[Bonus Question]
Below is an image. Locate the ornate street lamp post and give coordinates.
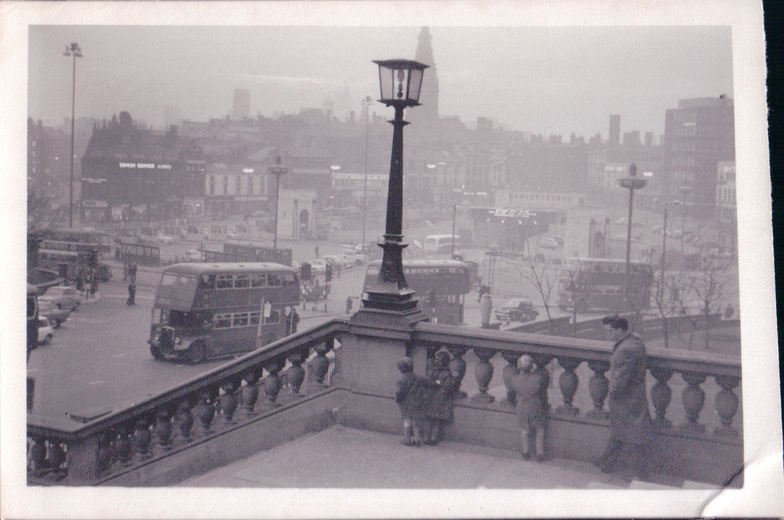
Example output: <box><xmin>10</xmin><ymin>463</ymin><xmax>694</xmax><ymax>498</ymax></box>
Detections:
<box><xmin>63</xmin><ymin>42</ymin><xmax>83</xmax><ymax>228</ymax></box>
<box><xmin>617</xmin><ymin>163</ymin><xmax>646</xmax><ymax>301</ymax></box>
<box><xmin>268</xmin><ymin>156</ymin><xmax>289</xmax><ymax>250</ymax></box>
<box><xmin>360</xmin><ymin>59</ymin><xmax>428</xmax><ymax>318</ymax></box>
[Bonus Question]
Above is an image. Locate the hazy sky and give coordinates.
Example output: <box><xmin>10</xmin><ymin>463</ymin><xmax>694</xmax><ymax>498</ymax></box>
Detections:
<box><xmin>29</xmin><ymin>25</ymin><xmax>733</xmax><ymax>137</ymax></box>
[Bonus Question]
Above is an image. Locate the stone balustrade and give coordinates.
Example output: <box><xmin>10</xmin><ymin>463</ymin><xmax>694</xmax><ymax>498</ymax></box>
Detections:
<box><xmin>27</xmin><ymin>316</ymin><xmax>742</xmax><ymax>486</ymax></box>
<box><xmin>412</xmin><ymin>322</ymin><xmax>741</xmax><ymax>435</ymax></box>
<box><xmin>27</xmin><ymin>319</ymin><xmax>349</xmax><ymax>485</ymax></box>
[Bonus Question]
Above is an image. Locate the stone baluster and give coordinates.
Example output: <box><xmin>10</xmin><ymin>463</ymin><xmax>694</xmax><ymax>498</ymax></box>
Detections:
<box><xmin>448</xmin><ymin>347</ymin><xmax>468</xmax><ymax>399</ymax></box>
<box><xmin>471</xmin><ymin>348</ymin><xmax>495</xmax><ymax>404</ymax></box>
<box><xmin>556</xmin><ymin>357</ymin><xmax>581</xmax><ymax>416</ymax></box>
<box><xmin>680</xmin><ymin>372</ymin><xmax>707</xmax><ymax>434</ymax></box>
<box><xmin>586</xmin><ymin>361</ymin><xmax>610</xmax><ymax>420</ymax></box>
<box><xmin>116</xmin><ymin>425</ymin><xmax>133</xmax><ymax>467</ymax></box>
<box><xmin>650</xmin><ymin>367</ymin><xmax>674</xmax><ymax>428</ymax></box>
<box><xmin>155</xmin><ymin>408</ymin><xmax>173</xmax><ymax>450</ymax></box>
<box><xmin>714</xmin><ymin>375</ymin><xmax>740</xmax><ymax>437</ymax></box>
<box><xmin>30</xmin><ymin>436</ymin><xmax>48</xmax><ymax>477</ymax></box>
<box><xmin>195</xmin><ymin>390</ymin><xmax>217</xmax><ymax>435</ymax></box>
<box><xmin>287</xmin><ymin>348</ymin><xmax>307</xmax><ymax>396</ymax></box>
<box><xmin>501</xmin><ymin>352</ymin><xmax>521</xmax><ymax>407</ymax></box>
<box><xmin>133</xmin><ymin>418</ymin><xmax>152</xmax><ymax>460</ymax></box>
<box><xmin>177</xmin><ymin>400</ymin><xmax>194</xmax><ymax>442</ymax></box>
<box><xmin>310</xmin><ymin>342</ymin><xmax>332</xmax><ymax>387</ymax></box>
<box><xmin>48</xmin><ymin>439</ymin><xmax>67</xmax><ymax>479</ymax></box>
<box><xmin>263</xmin><ymin>360</ymin><xmax>283</xmax><ymax>407</ymax></box>
<box><xmin>220</xmin><ymin>381</ymin><xmax>239</xmax><ymax>425</ymax></box>
<box><xmin>242</xmin><ymin>369</ymin><xmax>262</xmax><ymax>415</ymax></box>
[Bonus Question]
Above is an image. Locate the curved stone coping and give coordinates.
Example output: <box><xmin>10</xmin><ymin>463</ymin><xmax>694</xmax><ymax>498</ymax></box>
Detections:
<box><xmin>27</xmin><ymin>319</ymin><xmax>351</xmax><ymax>441</ymax></box>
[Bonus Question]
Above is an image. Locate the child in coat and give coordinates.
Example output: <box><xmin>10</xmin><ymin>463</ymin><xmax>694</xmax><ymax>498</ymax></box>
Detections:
<box><xmin>512</xmin><ymin>354</ymin><xmax>547</xmax><ymax>461</ymax></box>
<box><xmin>395</xmin><ymin>357</ymin><xmax>426</xmax><ymax>446</ymax></box>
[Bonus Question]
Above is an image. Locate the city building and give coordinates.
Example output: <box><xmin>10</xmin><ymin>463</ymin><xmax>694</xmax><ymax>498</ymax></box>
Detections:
<box><xmin>495</xmin><ymin>189</ymin><xmax>587</xmax><ymax>211</ymax></box>
<box><xmin>204</xmin><ymin>162</ymin><xmax>267</xmax><ymax>217</ymax></box>
<box><xmin>232</xmin><ymin>89</ymin><xmax>251</xmax><ymax>120</ymax></box>
<box><xmin>411</xmin><ymin>26</ymin><xmax>439</xmax><ymax>123</ymax></box>
<box><xmin>662</xmin><ymin>96</ymin><xmax>735</xmax><ymax>215</ymax></box>
<box><xmin>716</xmin><ymin>160</ymin><xmax>737</xmax><ymax>251</ymax></box>
<box><xmin>609</xmin><ymin>114</ymin><xmax>621</xmax><ymax>145</ymax></box>
<box><xmin>277</xmin><ymin>188</ymin><xmax>317</xmax><ymax>240</ymax></box>
<box><xmin>80</xmin><ymin>112</ymin><xmax>204</xmax><ymax>222</ymax></box>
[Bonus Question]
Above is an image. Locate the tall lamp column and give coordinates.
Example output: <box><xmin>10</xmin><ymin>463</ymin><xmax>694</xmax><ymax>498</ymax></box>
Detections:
<box><xmin>63</xmin><ymin>42</ymin><xmax>83</xmax><ymax>228</ymax></box>
<box><xmin>268</xmin><ymin>156</ymin><xmax>289</xmax><ymax>250</ymax></box>
<box><xmin>361</xmin><ymin>59</ymin><xmax>428</xmax><ymax>317</ymax></box>
<box><xmin>617</xmin><ymin>163</ymin><xmax>647</xmax><ymax>301</ymax></box>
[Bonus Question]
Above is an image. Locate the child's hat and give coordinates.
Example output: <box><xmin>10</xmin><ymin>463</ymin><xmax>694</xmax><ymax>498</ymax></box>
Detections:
<box><xmin>434</xmin><ymin>347</ymin><xmax>452</xmax><ymax>366</ymax></box>
<box><xmin>397</xmin><ymin>357</ymin><xmax>414</xmax><ymax>372</ymax></box>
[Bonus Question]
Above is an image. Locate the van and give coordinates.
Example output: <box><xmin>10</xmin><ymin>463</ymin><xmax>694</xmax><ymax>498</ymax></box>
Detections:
<box><xmin>423</xmin><ymin>234</ymin><xmax>460</xmax><ymax>255</ymax></box>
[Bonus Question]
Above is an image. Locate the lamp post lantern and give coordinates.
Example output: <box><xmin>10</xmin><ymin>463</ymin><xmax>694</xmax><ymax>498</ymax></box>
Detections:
<box><xmin>268</xmin><ymin>155</ymin><xmax>289</xmax><ymax>250</ymax></box>
<box><xmin>360</xmin><ymin>59</ymin><xmax>428</xmax><ymax>318</ymax></box>
<box><xmin>617</xmin><ymin>163</ymin><xmax>646</xmax><ymax>301</ymax></box>
<box><xmin>63</xmin><ymin>42</ymin><xmax>83</xmax><ymax>228</ymax></box>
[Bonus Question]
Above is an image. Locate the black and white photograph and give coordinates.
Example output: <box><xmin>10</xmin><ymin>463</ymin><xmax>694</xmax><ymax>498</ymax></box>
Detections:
<box><xmin>2</xmin><ymin>1</ymin><xmax>782</xmax><ymax>518</ymax></box>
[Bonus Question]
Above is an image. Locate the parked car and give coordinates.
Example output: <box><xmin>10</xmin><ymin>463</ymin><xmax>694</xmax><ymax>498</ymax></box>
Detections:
<box><xmin>37</xmin><ymin>300</ymin><xmax>70</xmax><ymax>328</ymax></box>
<box><xmin>39</xmin><ymin>286</ymin><xmax>81</xmax><ymax>311</ymax></box>
<box><xmin>37</xmin><ymin>317</ymin><xmax>54</xmax><ymax>345</ymax></box>
<box><xmin>495</xmin><ymin>298</ymin><xmax>539</xmax><ymax>322</ymax></box>
<box><xmin>308</xmin><ymin>259</ymin><xmax>327</xmax><ymax>275</ymax></box>
<box><xmin>184</xmin><ymin>249</ymin><xmax>202</xmax><ymax>262</ymax></box>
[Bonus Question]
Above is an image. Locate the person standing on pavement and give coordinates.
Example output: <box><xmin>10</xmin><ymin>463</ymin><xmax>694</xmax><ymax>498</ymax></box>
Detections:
<box><xmin>512</xmin><ymin>354</ymin><xmax>547</xmax><ymax>461</ymax></box>
<box><xmin>127</xmin><ymin>280</ymin><xmax>136</xmax><ymax>306</ymax></box>
<box><xmin>594</xmin><ymin>315</ymin><xmax>653</xmax><ymax>479</ymax></box>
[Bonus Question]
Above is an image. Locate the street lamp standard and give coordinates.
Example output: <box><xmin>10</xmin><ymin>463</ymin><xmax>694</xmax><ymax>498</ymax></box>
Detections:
<box><xmin>617</xmin><ymin>163</ymin><xmax>646</xmax><ymax>300</ymax></box>
<box><xmin>361</xmin><ymin>59</ymin><xmax>428</xmax><ymax>317</ymax></box>
<box><xmin>268</xmin><ymin>155</ymin><xmax>289</xmax><ymax>250</ymax></box>
<box><xmin>63</xmin><ymin>42</ymin><xmax>83</xmax><ymax>228</ymax></box>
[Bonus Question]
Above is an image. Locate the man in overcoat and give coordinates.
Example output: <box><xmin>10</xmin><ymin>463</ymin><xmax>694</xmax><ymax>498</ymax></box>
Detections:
<box><xmin>594</xmin><ymin>315</ymin><xmax>652</xmax><ymax>478</ymax></box>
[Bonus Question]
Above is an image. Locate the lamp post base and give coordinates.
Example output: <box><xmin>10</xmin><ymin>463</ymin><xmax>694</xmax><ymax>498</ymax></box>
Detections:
<box><xmin>359</xmin><ymin>235</ymin><xmax>426</xmax><ymax>324</ymax></box>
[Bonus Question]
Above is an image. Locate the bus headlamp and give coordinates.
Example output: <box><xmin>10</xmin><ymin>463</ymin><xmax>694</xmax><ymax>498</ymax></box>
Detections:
<box><xmin>175</xmin><ymin>337</ymin><xmax>181</xmax><ymax>344</ymax></box>
<box><xmin>153</xmin><ymin>333</ymin><xmax>160</xmax><ymax>343</ymax></box>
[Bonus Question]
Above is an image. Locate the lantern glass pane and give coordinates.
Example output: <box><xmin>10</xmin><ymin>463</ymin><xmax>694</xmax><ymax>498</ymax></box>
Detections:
<box><xmin>378</xmin><ymin>66</ymin><xmax>394</xmax><ymax>101</ymax></box>
<box><xmin>407</xmin><ymin>68</ymin><xmax>423</xmax><ymax>102</ymax></box>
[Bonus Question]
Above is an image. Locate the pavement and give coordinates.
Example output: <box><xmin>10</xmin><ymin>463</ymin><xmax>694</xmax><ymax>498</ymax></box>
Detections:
<box><xmin>179</xmin><ymin>424</ymin><xmax>714</xmax><ymax>490</ymax></box>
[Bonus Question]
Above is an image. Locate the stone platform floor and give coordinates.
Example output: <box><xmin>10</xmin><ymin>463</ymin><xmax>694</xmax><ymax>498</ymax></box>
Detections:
<box><xmin>179</xmin><ymin>424</ymin><xmax>716</xmax><ymax>490</ymax></box>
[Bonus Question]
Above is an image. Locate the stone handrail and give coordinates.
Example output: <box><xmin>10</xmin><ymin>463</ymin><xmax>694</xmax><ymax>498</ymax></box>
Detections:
<box><xmin>27</xmin><ymin>319</ymin><xmax>349</xmax><ymax>485</ymax></box>
<box><xmin>411</xmin><ymin>322</ymin><xmax>741</xmax><ymax>439</ymax></box>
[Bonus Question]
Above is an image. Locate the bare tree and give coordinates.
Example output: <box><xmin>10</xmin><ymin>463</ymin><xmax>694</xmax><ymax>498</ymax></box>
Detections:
<box><xmin>687</xmin><ymin>248</ymin><xmax>730</xmax><ymax>350</ymax></box>
<box><xmin>511</xmin><ymin>240</ymin><xmax>556</xmax><ymax>333</ymax></box>
<box><xmin>560</xmin><ymin>258</ymin><xmax>599</xmax><ymax>336</ymax></box>
<box><xmin>27</xmin><ymin>190</ymin><xmax>52</xmax><ymax>230</ymax></box>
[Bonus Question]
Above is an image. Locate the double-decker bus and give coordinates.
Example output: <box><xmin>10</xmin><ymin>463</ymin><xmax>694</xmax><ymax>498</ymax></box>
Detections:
<box><xmin>223</xmin><ymin>240</ymin><xmax>292</xmax><ymax>266</ymax></box>
<box><xmin>148</xmin><ymin>263</ymin><xmax>300</xmax><ymax>363</ymax></box>
<box><xmin>557</xmin><ymin>257</ymin><xmax>653</xmax><ymax>313</ymax></box>
<box><xmin>363</xmin><ymin>259</ymin><xmax>470</xmax><ymax>324</ymax></box>
<box><xmin>35</xmin><ymin>228</ymin><xmax>112</xmax><ymax>254</ymax></box>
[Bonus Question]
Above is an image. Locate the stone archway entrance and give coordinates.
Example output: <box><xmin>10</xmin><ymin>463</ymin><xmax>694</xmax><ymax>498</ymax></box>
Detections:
<box><xmin>299</xmin><ymin>209</ymin><xmax>310</xmax><ymax>239</ymax></box>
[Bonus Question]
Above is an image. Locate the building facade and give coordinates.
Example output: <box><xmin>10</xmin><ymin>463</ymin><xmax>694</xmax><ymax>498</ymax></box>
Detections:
<box><xmin>662</xmin><ymin>97</ymin><xmax>735</xmax><ymax>215</ymax></box>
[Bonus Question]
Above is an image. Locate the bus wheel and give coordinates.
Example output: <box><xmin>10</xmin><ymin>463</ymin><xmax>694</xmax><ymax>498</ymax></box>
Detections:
<box><xmin>188</xmin><ymin>342</ymin><xmax>206</xmax><ymax>364</ymax></box>
<box><xmin>150</xmin><ymin>345</ymin><xmax>163</xmax><ymax>360</ymax></box>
